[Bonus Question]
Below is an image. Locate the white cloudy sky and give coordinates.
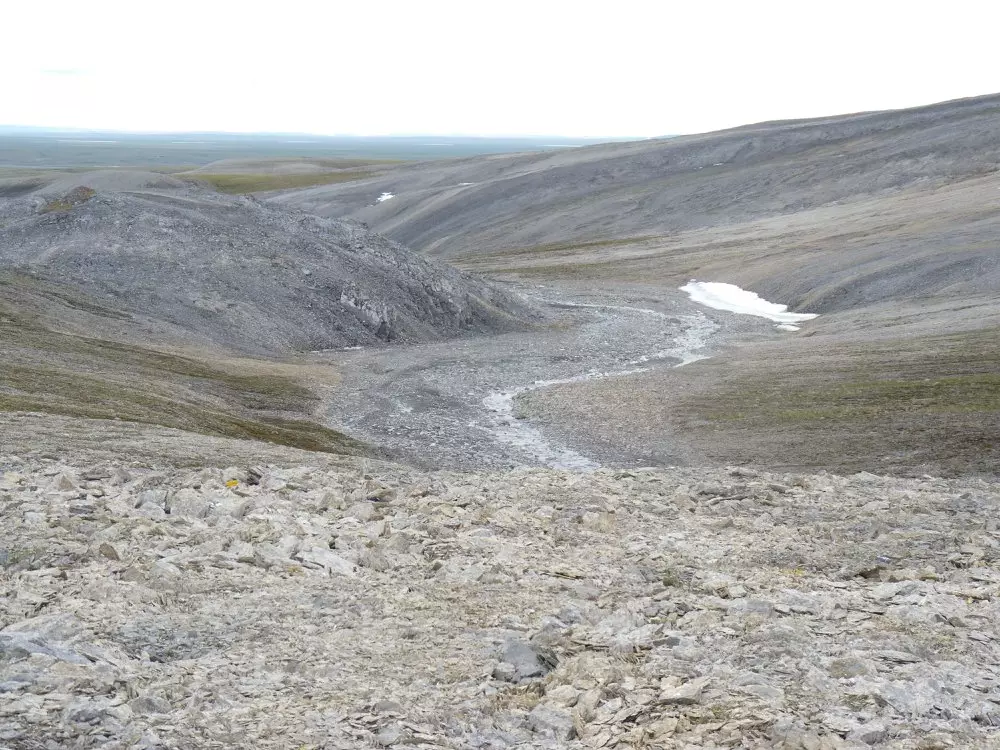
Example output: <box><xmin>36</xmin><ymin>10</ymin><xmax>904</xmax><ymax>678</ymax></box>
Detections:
<box><xmin>2</xmin><ymin>0</ymin><xmax>997</xmax><ymax>137</ymax></box>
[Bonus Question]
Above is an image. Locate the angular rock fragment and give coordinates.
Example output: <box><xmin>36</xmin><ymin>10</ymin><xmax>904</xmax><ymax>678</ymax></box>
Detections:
<box><xmin>528</xmin><ymin>704</ymin><xmax>575</xmax><ymax>741</ymax></box>
<box><xmin>659</xmin><ymin>677</ymin><xmax>709</xmax><ymax>705</ymax></box>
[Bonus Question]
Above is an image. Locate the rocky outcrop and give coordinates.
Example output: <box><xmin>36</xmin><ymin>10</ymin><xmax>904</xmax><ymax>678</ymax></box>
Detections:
<box><xmin>0</xmin><ymin>186</ymin><xmax>539</xmax><ymax>353</ymax></box>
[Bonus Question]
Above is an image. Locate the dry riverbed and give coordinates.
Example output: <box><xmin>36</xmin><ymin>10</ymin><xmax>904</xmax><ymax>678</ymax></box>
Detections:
<box><xmin>319</xmin><ymin>282</ymin><xmax>778</xmax><ymax>471</ymax></box>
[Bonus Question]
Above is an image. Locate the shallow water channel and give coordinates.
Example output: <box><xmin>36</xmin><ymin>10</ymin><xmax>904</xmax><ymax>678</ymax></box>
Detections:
<box><xmin>320</xmin><ymin>285</ymin><xmax>727</xmax><ymax>470</ymax></box>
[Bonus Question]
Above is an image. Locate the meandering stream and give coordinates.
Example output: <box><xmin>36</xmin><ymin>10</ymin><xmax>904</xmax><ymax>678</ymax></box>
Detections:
<box><xmin>481</xmin><ymin>307</ymin><xmax>718</xmax><ymax>469</ymax></box>
<box><xmin>321</xmin><ymin>287</ymin><xmax>731</xmax><ymax>470</ymax></box>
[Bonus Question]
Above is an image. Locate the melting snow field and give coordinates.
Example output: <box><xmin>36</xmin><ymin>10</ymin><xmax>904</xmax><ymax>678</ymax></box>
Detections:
<box><xmin>680</xmin><ymin>281</ymin><xmax>818</xmax><ymax>330</ymax></box>
<box><xmin>377</xmin><ymin>192</ymin><xmax>395</xmax><ymax>203</ymax></box>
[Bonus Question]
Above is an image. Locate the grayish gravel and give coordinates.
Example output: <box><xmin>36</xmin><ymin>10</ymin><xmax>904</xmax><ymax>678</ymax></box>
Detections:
<box><xmin>319</xmin><ymin>283</ymin><xmax>770</xmax><ymax>471</ymax></box>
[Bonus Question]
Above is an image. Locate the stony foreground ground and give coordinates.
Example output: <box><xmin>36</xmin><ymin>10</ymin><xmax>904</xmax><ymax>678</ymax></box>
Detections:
<box><xmin>1</xmin><ymin>458</ymin><xmax>998</xmax><ymax>749</ymax></box>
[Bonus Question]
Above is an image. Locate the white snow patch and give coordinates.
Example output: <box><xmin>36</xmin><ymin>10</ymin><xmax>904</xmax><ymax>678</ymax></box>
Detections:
<box><xmin>680</xmin><ymin>281</ymin><xmax>817</xmax><ymax>327</ymax></box>
<box><xmin>776</xmin><ymin>323</ymin><xmax>800</xmax><ymax>332</ymax></box>
<box><xmin>377</xmin><ymin>192</ymin><xmax>395</xmax><ymax>203</ymax></box>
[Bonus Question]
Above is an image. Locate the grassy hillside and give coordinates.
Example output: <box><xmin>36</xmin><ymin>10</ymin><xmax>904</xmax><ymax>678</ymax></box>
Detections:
<box><xmin>518</xmin><ymin>320</ymin><xmax>1000</xmax><ymax>476</ymax></box>
<box><xmin>176</xmin><ymin>157</ymin><xmax>399</xmax><ymax>194</ymax></box>
<box><xmin>184</xmin><ymin>169</ymin><xmax>375</xmax><ymax>194</ymax></box>
<box><xmin>673</xmin><ymin>327</ymin><xmax>1000</xmax><ymax>476</ymax></box>
<box><xmin>0</xmin><ymin>273</ymin><xmax>363</xmax><ymax>455</ymax></box>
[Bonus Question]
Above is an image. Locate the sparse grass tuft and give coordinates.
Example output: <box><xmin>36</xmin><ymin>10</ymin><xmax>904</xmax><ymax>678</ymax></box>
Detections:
<box><xmin>39</xmin><ymin>186</ymin><xmax>96</xmax><ymax>213</ymax></box>
<box><xmin>485</xmin><ymin>683</ymin><xmax>544</xmax><ymax>713</ymax></box>
<box><xmin>187</xmin><ymin>171</ymin><xmax>375</xmax><ymax>194</ymax></box>
<box><xmin>660</xmin><ymin>566</ymin><xmax>684</xmax><ymax>588</ymax></box>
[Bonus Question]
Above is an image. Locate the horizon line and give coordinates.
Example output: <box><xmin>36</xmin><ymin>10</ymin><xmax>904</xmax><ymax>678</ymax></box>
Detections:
<box><xmin>0</xmin><ymin>125</ymin><xmax>656</xmax><ymax>140</ymax></box>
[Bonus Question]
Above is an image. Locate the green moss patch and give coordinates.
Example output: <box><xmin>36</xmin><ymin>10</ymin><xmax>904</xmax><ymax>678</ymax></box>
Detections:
<box><xmin>38</xmin><ymin>186</ymin><xmax>96</xmax><ymax>213</ymax></box>
<box><xmin>679</xmin><ymin>327</ymin><xmax>1000</xmax><ymax>475</ymax></box>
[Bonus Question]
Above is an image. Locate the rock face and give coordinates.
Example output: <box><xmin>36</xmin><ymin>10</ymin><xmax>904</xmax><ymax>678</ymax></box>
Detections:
<box><xmin>1</xmin><ymin>459</ymin><xmax>998</xmax><ymax>748</ymax></box>
<box><xmin>0</xmin><ymin>186</ymin><xmax>539</xmax><ymax>353</ymax></box>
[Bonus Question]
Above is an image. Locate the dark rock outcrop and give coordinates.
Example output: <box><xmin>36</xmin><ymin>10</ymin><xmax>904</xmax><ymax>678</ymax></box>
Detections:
<box><xmin>0</xmin><ymin>185</ymin><xmax>539</xmax><ymax>353</ymax></box>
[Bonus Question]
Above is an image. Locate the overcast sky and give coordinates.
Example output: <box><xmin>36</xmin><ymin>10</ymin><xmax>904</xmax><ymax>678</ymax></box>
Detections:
<box><xmin>3</xmin><ymin>0</ymin><xmax>998</xmax><ymax>137</ymax></box>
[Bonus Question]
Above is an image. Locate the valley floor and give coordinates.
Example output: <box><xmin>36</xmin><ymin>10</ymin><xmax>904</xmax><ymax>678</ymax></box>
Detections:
<box><xmin>3</xmin><ymin>92</ymin><xmax>999</xmax><ymax>748</ymax></box>
<box><xmin>316</xmin><ymin>279</ymin><xmax>1000</xmax><ymax>479</ymax></box>
<box><xmin>319</xmin><ymin>281</ymin><xmax>775</xmax><ymax>471</ymax></box>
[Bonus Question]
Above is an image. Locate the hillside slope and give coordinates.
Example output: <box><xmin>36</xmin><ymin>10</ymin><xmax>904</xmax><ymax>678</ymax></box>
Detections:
<box><xmin>2</xmin><ymin>456</ymin><xmax>998</xmax><ymax>747</ymax></box>
<box><xmin>0</xmin><ymin>178</ymin><xmax>539</xmax><ymax>457</ymax></box>
<box><xmin>0</xmin><ymin>182</ymin><xmax>539</xmax><ymax>354</ymax></box>
<box><xmin>270</xmin><ymin>93</ymin><xmax>1000</xmax><ymax>311</ymax></box>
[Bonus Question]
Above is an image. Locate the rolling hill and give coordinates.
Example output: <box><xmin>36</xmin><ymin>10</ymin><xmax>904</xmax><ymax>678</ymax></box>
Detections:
<box><xmin>0</xmin><ymin>177</ymin><xmax>539</xmax><ymax>455</ymax></box>
<box><xmin>270</xmin><ymin>93</ymin><xmax>1000</xmax><ymax>312</ymax></box>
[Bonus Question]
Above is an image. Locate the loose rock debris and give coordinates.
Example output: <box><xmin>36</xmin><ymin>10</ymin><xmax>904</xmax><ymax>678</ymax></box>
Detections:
<box><xmin>1</xmin><ymin>459</ymin><xmax>998</xmax><ymax>748</ymax></box>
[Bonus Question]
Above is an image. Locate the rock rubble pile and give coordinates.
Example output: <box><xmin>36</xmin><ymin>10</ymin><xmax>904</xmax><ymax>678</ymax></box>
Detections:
<box><xmin>0</xmin><ymin>187</ymin><xmax>537</xmax><ymax>353</ymax></box>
